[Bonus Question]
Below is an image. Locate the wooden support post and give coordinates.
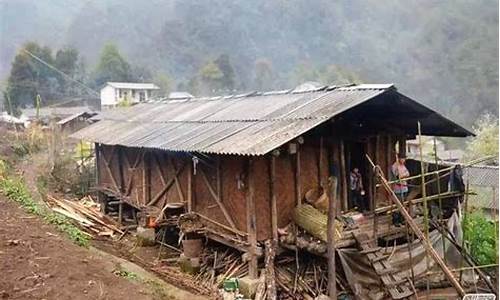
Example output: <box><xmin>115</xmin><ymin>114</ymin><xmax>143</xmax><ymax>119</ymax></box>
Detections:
<box><xmin>366</xmin><ymin>154</ymin><xmax>466</xmax><ymax>297</ymax></box>
<box><xmin>295</xmin><ymin>145</ymin><xmax>302</xmax><ymax>206</ymax></box>
<box><xmin>319</xmin><ymin>137</ymin><xmax>324</xmax><ymax>187</ymax></box>
<box><xmin>216</xmin><ymin>157</ymin><xmax>222</xmax><ymax>201</ymax></box>
<box><xmin>386</xmin><ymin>136</ymin><xmax>392</xmax><ymax>178</ymax></box>
<box><xmin>365</xmin><ymin>140</ymin><xmax>373</xmax><ymax>211</ymax></box>
<box><xmin>187</xmin><ymin>158</ymin><xmax>193</xmax><ymax>212</ymax></box>
<box><xmin>246</xmin><ymin>158</ymin><xmax>258</xmax><ymax>279</ymax></box>
<box><xmin>339</xmin><ymin>139</ymin><xmax>348</xmax><ymax>211</ymax></box>
<box><xmin>270</xmin><ymin>155</ymin><xmax>278</xmax><ymax>243</ymax></box>
<box><xmin>327</xmin><ymin>176</ymin><xmax>338</xmax><ymax>299</ymax></box>
<box><xmin>142</xmin><ymin>151</ymin><xmax>148</xmax><ymax>205</ymax></box>
<box><xmin>95</xmin><ymin>143</ymin><xmax>104</xmax><ymax>212</ymax></box>
<box><xmin>117</xmin><ymin>147</ymin><xmax>125</xmax><ymax>225</ymax></box>
<box><xmin>398</xmin><ymin>136</ymin><xmax>407</xmax><ymax>157</ymax></box>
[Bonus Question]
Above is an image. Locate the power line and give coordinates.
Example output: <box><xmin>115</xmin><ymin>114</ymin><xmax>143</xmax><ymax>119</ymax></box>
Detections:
<box><xmin>22</xmin><ymin>48</ymin><xmax>100</xmax><ymax>98</ymax></box>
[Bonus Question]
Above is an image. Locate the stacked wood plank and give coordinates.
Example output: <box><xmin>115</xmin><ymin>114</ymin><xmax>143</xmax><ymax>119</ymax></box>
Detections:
<box><xmin>45</xmin><ymin>194</ymin><xmax>124</xmax><ymax>236</ymax></box>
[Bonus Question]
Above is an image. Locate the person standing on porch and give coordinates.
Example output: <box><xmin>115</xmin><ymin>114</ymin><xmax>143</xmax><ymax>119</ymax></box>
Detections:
<box><xmin>391</xmin><ymin>154</ymin><xmax>410</xmax><ymax>200</ymax></box>
<box><xmin>349</xmin><ymin>167</ymin><xmax>365</xmax><ymax>211</ymax></box>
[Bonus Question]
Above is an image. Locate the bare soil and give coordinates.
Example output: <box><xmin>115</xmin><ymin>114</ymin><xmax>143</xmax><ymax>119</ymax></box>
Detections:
<box><xmin>0</xmin><ymin>196</ymin><xmax>158</xmax><ymax>300</ymax></box>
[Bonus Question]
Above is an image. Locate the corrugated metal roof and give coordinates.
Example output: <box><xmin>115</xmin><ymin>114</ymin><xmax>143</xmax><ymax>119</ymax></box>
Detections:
<box><xmin>22</xmin><ymin>106</ymin><xmax>94</xmax><ymax>119</ymax></box>
<box><xmin>71</xmin><ymin>84</ymin><xmax>472</xmax><ymax>156</ymax></box>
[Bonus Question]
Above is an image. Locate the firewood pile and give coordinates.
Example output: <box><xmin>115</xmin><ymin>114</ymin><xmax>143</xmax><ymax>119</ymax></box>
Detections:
<box><xmin>45</xmin><ymin>194</ymin><xmax>124</xmax><ymax>237</ymax></box>
<box><xmin>151</xmin><ymin>264</ymin><xmax>217</xmax><ymax>297</ymax></box>
<box><xmin>195</xmin><ymin>248</ymin><xmax>248</xmax><ymax>288</ymax></box>
<box><xmin>274</xmin><ymin>255</ymin><xmax>349</xmax><ymax>300</ymax></box>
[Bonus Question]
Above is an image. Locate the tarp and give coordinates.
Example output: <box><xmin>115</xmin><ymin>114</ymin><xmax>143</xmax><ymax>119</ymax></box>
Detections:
<box><xmin>338</xmin><ymin>212</ymin><xmax>472</xmax><ymax>299</ymax></box>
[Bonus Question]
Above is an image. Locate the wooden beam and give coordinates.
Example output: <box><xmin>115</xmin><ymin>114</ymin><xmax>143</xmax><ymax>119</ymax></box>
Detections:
<box><xmin>366</xmin><ymin>154</ymin><xmax>466</xmax><ymax>297</ymax></box>
<box><xmin>295</xmin><ymin>145</ymin><xmax>302</xmax><ymax>206</ymax></box>
<box><xmin>125</xmin><ymin>150</ymin><xmax>143</xmax><ymax>196</ymax></box>
<box><xmin>270</xmin><ymin>155</ymin><xmax>278</xmax><ymax>242</ymax></box>
<box><xmin>318</xmin><ymin>137</ymin><xmax>324</xmax><ymax>187</ymax></box>
<box><xmin>117</xmin><ymin>147</ymin><xmax>125</xmax><ymax>225</ymax></box>
<box><xmin>101</xmin><ymin>146</ymin><xmax>120</xmax><ymax>193</ymax></box>
<box><xmin>187</xmin><ymin>158</ymin><xmax>193</xmax><ymax>212</ymax></box>
<box><xmin>327</xmin><ymin>176</ymin><xmax>338</xmax><ymax>299</ymax></box>
<box><xmin>339</xmin><ymin>139</ymin><xmax>348</xmax><ymax>211</ymax></box>
<box><xmin>147</xmin><ymin>163</ymin><xmax>185</xmax><ymax>207</ymax></box>
<box><xmin>246</xmin><ymin>158</ymin><xmax>258</xmax><ymax>279</ymax></box>
<box><xmin>95</xmin><ymin>143</ymin><xmax>103</xmax><ymax>210</ymax></box>
<box><xmin>142</xmin><ymin>151</ymin><xmax>148</xmax><ymax>205</ymax></box>
<box><xmin>199</xmin><ymin>167</ymin><xmax>237</xmax><ymax>230</ymax></box>
<box><xmin>170</xmin><ymin>158</ymin><xmax>185</xmax><ymax>203</ymax></box>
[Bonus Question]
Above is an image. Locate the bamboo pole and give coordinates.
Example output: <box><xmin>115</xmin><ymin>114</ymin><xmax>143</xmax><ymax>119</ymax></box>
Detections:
<box><xmin>433</xmin><ymin>137</ymin><xmax>447</xmax><ymax>264</ymax></box>
<box><xmin>417</xmin><ymin>122</ymin><xmax>431</xmax><ymax>298</ymax></box>
<box><xmin>366</xmin><ymin>154</ymin><xmax>466</xmax><ymax>297</ymax></box>
<box><xmin>459</xmin><ymin>180</ymin><xmax>470</xmax><ymax>284</ymax></box>
<box><xmin>386</xmin><ymin>155</ymin><xmax>496</xmax><ymax>185</ymax></box>
<box><xmin>327</xmin><ymin>176</ymin><xmax>338</xmax><ymax>299</ymax></box>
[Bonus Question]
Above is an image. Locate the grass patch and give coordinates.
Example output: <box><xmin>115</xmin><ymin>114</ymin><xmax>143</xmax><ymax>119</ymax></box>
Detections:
<box><xmin>113</xmin><ymin>267</ymin><xmax>139</xmax><ymax>281</ymax></box>
<box><xmin>0</xmin><ymin>172</ymin><xmax>90</xmax><ymax>247</ymax></box>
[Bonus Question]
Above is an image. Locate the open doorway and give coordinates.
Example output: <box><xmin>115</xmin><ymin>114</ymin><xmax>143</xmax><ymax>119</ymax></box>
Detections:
<box><xmin>345</xmin><ymin>140</ymin><xmax>369</xmax><ymax>211</ymax></box>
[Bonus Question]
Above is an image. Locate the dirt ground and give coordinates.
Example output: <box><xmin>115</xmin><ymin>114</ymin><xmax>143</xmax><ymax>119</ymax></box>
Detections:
<box><xmin>0</xmin><ymin>195</ymin><xmax>170</xmax><ymax>300</ymax></box>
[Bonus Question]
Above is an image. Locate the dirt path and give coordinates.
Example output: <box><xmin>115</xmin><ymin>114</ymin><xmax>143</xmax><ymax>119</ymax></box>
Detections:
<box><xmin>0</xmin><ymin>196</ymin><xmax>168</xmax><ymax>300</ymax></box>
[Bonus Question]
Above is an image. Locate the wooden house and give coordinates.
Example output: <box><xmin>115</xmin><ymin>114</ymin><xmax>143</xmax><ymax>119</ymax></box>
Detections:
<box><xmin>71</xmin><ymin>83</ymin><xmax>472</xmax><ymax>281</ymax></box>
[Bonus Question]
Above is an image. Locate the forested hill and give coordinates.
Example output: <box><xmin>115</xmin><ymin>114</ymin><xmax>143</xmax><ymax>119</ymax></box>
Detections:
<box><xmin>0</xmin><ymin>0</ymin><xmax>498</xmax><ymax>126</ymax></box>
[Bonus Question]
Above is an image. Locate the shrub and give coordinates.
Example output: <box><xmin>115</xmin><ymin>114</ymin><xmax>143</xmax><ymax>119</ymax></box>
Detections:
<box><xmin>463</xmin><ymin>211</ymin><xmax>498</xmax><ymax>265</ymax></box>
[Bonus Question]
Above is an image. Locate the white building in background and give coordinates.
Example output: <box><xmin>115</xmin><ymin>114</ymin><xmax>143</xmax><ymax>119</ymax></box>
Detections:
<box><xmin>100</xmin><ymin>82</ymin><xmax>159</xmax><ymax>108</ymax></box>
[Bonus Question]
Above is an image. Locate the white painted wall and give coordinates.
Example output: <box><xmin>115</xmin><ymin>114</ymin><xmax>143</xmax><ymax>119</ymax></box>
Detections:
<box><xmin>100</xmin><ymin>85</ymin><xmax>117</xmax><ymax>107</ymax></box>
<box><xmin>101</xmin><ymin>85</ymin><xmax>153</xmax><ymax>107</ymax></box>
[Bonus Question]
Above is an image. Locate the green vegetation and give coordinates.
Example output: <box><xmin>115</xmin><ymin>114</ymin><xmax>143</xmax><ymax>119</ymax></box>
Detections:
<box><xmin>113</xmin><ymin>267</ymin><xmax>139</xmax><ymax>281</ymax></box>
<box><xmin>4</xmin><ymin>42</ymin><xmax>85</xmax><ymax>113</ymax></box>
<box><xmin>465</xmin><ymin>114</ymin><xmax>499</xmax><ymax>165</ymax></box>
<box><xmin>0</xmin><ymin>167</ymin><xmax>90</xmax><ymax>247</ymax></box>
<box><xmin>463</xmin><ymin>211</ymin><xmax>499</xmax><ymax>266</ymax></box>
<box><xmin>92</xmin><ymin>43</ymin><xmax>133</xmax><ymax>88</ymax></box>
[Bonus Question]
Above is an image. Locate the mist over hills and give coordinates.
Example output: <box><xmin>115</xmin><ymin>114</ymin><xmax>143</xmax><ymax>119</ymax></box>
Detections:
<box><xmin>0</xmin><ymin>0</ymin><xmax>498</xmax><ymax>126</ymax></box>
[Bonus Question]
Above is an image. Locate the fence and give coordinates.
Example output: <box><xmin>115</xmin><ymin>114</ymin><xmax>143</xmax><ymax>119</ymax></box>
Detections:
<box><xmin>464</xmin><ymin>164</ymin><xmax>499</xmax><ymax>218</ymax></box>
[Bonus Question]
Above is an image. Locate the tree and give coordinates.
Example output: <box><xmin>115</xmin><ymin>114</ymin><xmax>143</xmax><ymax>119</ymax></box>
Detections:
<box><xmin>464</xmin><ymin>113</ymin><xmax>499</xmax><ymax>165</ymax></box>
<box><xmin>92</xmin><ymin>43</ymin><xmax>132</xmax><ymax>87</ymax></box>
<box><xmin>152</xmin><ymin>73</ymin><xmax>171</xmax><ymax>97</ymax></box>
<box><xmin>253</xmin><ymin>58</ymin><xmax>275</xmax><ymax>91</ymax></box>
<box><xmin>4</xmin><ymin>42</ymin><xmax>58</xmax><ymax>113</ymax></box>
<box><xmin>199</xmin><ymin>61</ymin><xmax>223</xmax><ymax>95</ymax></box>
<box><xmin>214</xmin><ymin>54</ymin><xmax>236</xmax><ymax>92</ymax></box>
<box><xmin>54</xmin><ymin>47</ymin><xmax>80</xmax><ymax>96</ymax></box>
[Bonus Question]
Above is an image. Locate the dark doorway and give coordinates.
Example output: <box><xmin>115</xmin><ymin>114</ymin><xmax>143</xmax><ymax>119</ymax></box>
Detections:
<box><xmin>345</xmin><ymin>140</ymin><xmax>368</xmax><ymax>211</ymax></box>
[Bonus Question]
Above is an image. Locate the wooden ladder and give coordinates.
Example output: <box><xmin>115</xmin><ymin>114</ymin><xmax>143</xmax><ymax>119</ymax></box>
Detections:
<box><xmin>354</xmin><ymin>232</ymin><xmax>414</xmax><ymax>300</ymax></box>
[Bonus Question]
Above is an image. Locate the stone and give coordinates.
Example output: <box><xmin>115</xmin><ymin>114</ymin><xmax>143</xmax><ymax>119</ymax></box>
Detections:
<box><xmin>238</xmin><ymin>275</ymin><xmax>261</xmax><ymax>299</ymax></box>
<box><xmin>178</xmin><ymin>253</ymin><xmax>201</xmax><ymax>274</ymax></box>
<box><xmin>135</xmin><ymin>226</ymin><xmax>156</xmax><ymax>247</ymax></box>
